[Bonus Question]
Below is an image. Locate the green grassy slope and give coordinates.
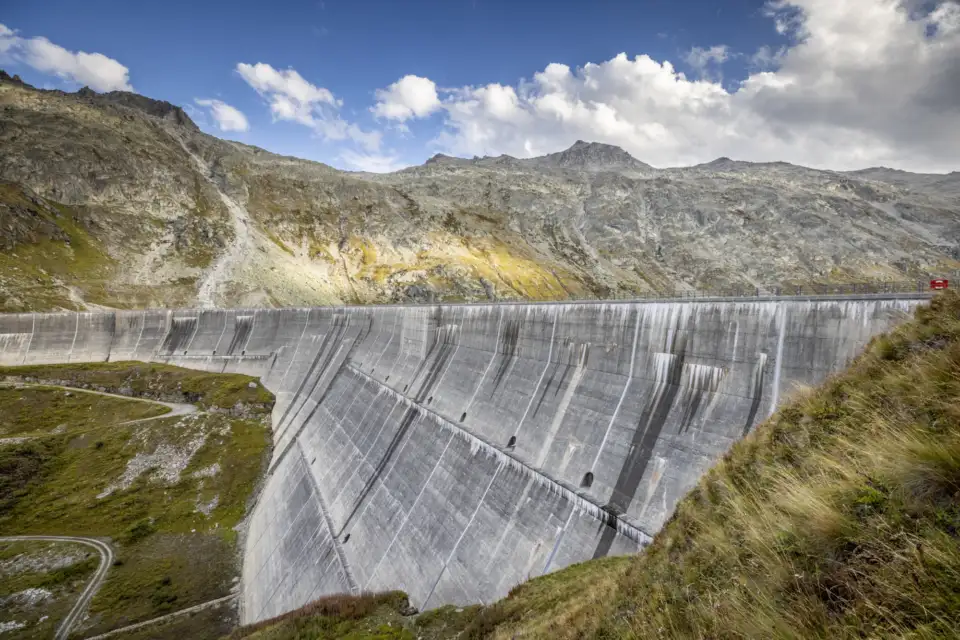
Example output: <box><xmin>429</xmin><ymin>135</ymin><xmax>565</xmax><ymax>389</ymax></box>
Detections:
<box><xmin>0</xmin><ymin>363</ymin><xmax>274</xmax><ymax>639</ymax></box>
<box><xmin>233</xmin><ymin>292</ymin><xmax>960</xmax><ymax>640</ymax></box>
<box><xmin>2</xmin><ymin>361</ymin><xmax>275</xmax><ymax>409</ymax></box>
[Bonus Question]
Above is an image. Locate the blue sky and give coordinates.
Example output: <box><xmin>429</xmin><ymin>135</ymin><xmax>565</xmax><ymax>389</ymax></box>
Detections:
<box><xmin>2</xmin><ymin>0</ymin><xmax>959</xmax><ymax>173</ymax></box>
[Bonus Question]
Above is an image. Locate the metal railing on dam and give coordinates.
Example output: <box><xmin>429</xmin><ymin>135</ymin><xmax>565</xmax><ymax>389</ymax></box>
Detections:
<box><xmin>0</xmin><ymin>293</ymin><xmax>937</xmax><ymax>623</ymax></box>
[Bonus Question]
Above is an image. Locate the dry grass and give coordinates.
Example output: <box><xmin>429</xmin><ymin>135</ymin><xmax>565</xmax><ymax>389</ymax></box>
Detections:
<box><xmin>463</xmin><ymin>556</ymin><xmax>633</xmax><ymax>640</ymax></box>
<box><xmin>227</xmin><ymin>592</ymin><xmax>412</xmax><ymax>640</ymax></box>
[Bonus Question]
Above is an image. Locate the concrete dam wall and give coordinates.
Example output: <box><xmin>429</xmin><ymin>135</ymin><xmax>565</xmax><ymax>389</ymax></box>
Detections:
<box><xmin>0</xmin><ymin>296</ymin><xmax>925</xmax><ymax>623</ymax></box>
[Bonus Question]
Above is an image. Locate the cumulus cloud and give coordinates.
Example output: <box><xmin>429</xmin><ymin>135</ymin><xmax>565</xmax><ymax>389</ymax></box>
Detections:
<box><xmin>236</xmin><ymin>61</ymin><xmax>380</xmax><ymax>151</ymax></box>
<box><xmin>0</xmin><ymin>23</ymin><xmax>132</xmax><ymax>91</ymax></box>
<box><xmin>372</xmin><ymin>75</ymin><xmax>441</xmax><ymax>121</ymax></box>
<box><xmin>195</xmin><ymin>99</ymin><xmax>249</xmax><ymax>132</ymax></box>
<box><xmin>339</xmin><ymin>150</ymin><xmax>408</xmax><ymax>173</ymax></box>
<box><xmin>374</xmin><ymin>0</ymin><xmax>960</xmax><ymax>172</ymax></box>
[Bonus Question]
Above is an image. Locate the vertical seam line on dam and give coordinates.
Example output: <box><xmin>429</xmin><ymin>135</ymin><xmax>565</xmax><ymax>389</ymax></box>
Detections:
<box><xmin>513</xmin><ymin>313</ymin><xmax>560</xmax><ymax>438</ymax></box>
<box><xmin>422</xmin><ymin>464</ymin><xmax>504</xmax><ymax>609</ymax></box>
<box><xmin>465</xmin><ymin>308</ymin><xmax>505</xmax><ymax>412</ymax></box>
<box><xmin>22</xmin><ymin>315</ymin><xmax>35</xmax><ymax>364</ymax></box>
<box><xmin>364</xmin><ymin>430</ymin><xmax>457</xmax><ymax>591</ymax></box>
<box><xmin>130</xmin><ymin>311</ymin><xmax>147</xmax><ymax>358</ymax></box>
<box><xmin>67</xmin><ymin>312</ymin><xmax>80</xmax><ymax>362</ymax></box>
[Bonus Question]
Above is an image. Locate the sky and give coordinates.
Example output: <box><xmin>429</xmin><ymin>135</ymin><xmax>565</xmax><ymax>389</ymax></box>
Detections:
<box><xmin>1</xmin><ymin>0</ymin><xmax>959</xmax><ymax>173</ymax></box>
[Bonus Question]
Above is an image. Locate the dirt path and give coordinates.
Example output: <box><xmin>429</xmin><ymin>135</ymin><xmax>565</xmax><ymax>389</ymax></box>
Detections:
<box><xmin>0</xmin><ymin>382</ymin><xmax>199</xmax><ymax>426</ymax></box>
<box><xmin>82</xmin><ymin>593</ymin><xmax>239</xmax><ymax>640</ymax></box>
<box><xmin>0</xmin><ymin>387</ymin><xmax>228</xmax><ymax>638</ymax></box>
<box><xmin>0</xmin><ymin>535</ymin><xmax>114</xmax><ymax>640</ymax></box>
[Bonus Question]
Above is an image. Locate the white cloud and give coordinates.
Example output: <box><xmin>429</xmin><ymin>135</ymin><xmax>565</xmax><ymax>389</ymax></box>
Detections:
<box><xmin>684</xmin><ymin>45</ymin><xmax>730</xmax><ymax>80</ymax></box>
<box><xmin>749</xmin><ymin>45</ymin><xmax>787</xmax><ymax>70</ymax></box>
<box><xmin>932</xmin><ymin>1</ymin><xmax>960</xmax><ymax>33</ymax></box>
<box><xmin>372</xmin><ymin>75</ymin><xmax>440</xmax><ymax>121</ymax></box>
<box><xmin>0</xmin><ymin>24</ymin><xmax>18</xmax><ymax>54</ymax></box>
<box><xmin>373</xmin><ymin>0</ymin><xmax>960</xmax><ymax>172</ymax></box>
<box><xmin>195</xmin><ymin>99</ymin><xmax>249</xmax><ymax>132</ymax></box>
<box><xmin>237</xmin><ymin>61</ymin><xmax>380</xmax><ymax>151</ymax></box>
<box><xmin>0</xmin><ymin>23</ymin><xmax>132</xmax><ymax>91</ymax></box>
<box><xmin>339</xmin><ymin>150</ymin><xmax>408</xmax><ymax>173</ymax></box>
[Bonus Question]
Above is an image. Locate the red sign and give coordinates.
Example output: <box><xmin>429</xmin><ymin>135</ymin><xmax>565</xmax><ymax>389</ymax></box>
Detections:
<box><xmin>931</xmin><ymin>279</ymin><xmax>949</xmax><ymax>290</ymax></box>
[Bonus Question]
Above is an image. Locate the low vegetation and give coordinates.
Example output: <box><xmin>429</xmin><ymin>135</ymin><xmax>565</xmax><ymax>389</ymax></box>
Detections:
<box><xmin>0</xmin><ymin>540</ymin><xmax>100</xmax><ymax>639</ymax></box>
<box><xmin>226</xmin><ymin>592</ymin><xmax>481</xmax><ymax>640</ymax></box>
<box><xmin>1</xmin><ymin>361</ymin><xmax>274</xmax><ymax>410</ymax></box>
<box><xmin>0</xmin><ymin>363</ymin><xmax>274</xmax><ymax>639</ymax></box>
<box><xmin>235</xmin><ymin>292</ymin><xmax>960</xmax><ymax>639</ymax></box>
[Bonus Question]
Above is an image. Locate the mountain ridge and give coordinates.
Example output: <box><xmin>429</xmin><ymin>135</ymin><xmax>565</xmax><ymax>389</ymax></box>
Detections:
<box><xmin>1</xmin><ymin>74</ymin><xmax>958</xmax><ymax>311</ymax></box>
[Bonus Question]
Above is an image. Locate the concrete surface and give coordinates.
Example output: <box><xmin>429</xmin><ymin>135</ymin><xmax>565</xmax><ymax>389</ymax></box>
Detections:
<box><xmin>0</xmin><ymin>295</ymin><xmax>927</xmax><ymax>623</ymax></box>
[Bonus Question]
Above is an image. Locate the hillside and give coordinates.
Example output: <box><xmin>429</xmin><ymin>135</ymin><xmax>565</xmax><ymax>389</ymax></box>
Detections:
<box><xmin>1</xmin><ymin>75</ymin><xmax>958</xmax><ymax>311</ymax></box>
<box><xmin>0</xmin><ymin>363</ymin><xmax>273</xmax><ymax>639</ymax></box>
<box><xmin>228</xmin><ymin>291</ymin><xmax>960</xmax><ymax>639</ymax></box>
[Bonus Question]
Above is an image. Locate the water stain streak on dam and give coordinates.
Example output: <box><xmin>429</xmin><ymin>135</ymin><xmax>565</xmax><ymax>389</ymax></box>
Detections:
<box><xmin>0</xmin><ymin>296</ymin><xmax>925</xmax><ymax>623</ymax></box>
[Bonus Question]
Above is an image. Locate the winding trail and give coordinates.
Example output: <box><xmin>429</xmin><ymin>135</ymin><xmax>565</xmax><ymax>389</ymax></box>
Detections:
<box><xmin>82</xmin><ymin>594</ymin><xmax>239</xmax><ymax>640</ymax></box>
<box><xmin>0</xmin><ymin>382</ymin><xmax>199</xmax><ymax>426</ymax></box>
<box><xmin>0</xmin><ymin>536</ymin><xmax>114</xmax><ymax>640</ymax></box>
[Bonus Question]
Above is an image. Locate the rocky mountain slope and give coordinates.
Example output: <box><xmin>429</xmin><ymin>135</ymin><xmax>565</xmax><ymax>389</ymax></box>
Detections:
<box><xmin>1</xmin><ymin>73</ymin><xmax>958</xmax><ymax>311</ymax></box>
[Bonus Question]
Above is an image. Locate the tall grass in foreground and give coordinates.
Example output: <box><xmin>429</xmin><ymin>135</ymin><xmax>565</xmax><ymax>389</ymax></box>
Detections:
<box><xmin>595</xmin><ymin>292</ymin><xmax>960</xmax><ymax>639</ymax></box>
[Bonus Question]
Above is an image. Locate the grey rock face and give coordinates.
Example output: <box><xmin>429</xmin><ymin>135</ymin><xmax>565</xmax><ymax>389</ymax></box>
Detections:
<box><xmin>81</xmin><ymin>87</ymin><xmax>199</xmax><ymax>130</ymax></box>
<box><xmin>525</xmin><ymin>140</ymin><xmax>654</xmax><ymax>171</ymax></box>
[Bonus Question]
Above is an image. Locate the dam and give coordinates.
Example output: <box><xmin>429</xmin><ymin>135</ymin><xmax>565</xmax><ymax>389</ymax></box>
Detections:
<box><xmin>0</xmin><ymin>295</ymin><xmax>927</xmax><ymax>623</ymax></box>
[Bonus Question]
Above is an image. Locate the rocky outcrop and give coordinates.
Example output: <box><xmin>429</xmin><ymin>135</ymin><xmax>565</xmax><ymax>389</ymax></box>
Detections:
<box><xmin>0</xmin><ymin>182</ymin><xmax>69</xmax><ymax>251</ymax></box>
<box><xmin>0</xmin><ymin>70</ymin><xmax>29</xmax><ymax>88</ymax></box>
<box><xmin>526</xmin><ymin>139</ymin><xmax>654</xmax><ymax>171</ymax></box>
<box><xmin>88</xmin><ymin>89</ymin><xmax>199</xmax><ymax>130</ymax></box>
